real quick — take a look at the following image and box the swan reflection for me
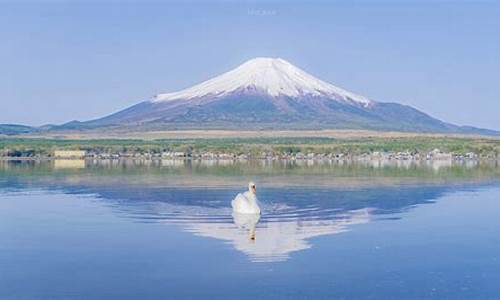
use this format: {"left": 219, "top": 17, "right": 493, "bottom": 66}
{"left": 232, "top": 212, "right": 260, "bottom": 241}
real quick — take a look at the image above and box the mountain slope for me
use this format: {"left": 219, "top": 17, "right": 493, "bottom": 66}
{"left": 68, "top": 57, "right": 496, "bottom": 134}
{"left": 0, "top": 124, "right": 38, "bottom": 135}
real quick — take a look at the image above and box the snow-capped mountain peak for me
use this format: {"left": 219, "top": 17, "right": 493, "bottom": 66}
{"left": 83, "top": 57, "right": 494, "bottom": 134}
{"left": 152, "top": 57, "right": 371, "bottom": 106}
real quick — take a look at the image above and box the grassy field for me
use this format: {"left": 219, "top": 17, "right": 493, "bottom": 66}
{"left": 1, "top": 130, "right": 500, "bottom": 158}
{"left": 14, "top": 129, "right": 500, "bottom": 140}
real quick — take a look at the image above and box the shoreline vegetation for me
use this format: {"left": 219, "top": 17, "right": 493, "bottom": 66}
{"left": 1, "top": 131, "right": 500, "bottom": 161}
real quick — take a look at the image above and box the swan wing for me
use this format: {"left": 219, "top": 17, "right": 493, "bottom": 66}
{"left": 232, "top": 193, "right": 248, "bottom": 211}
{"left": 232, "top": 192, "right": 261, "bottom": 214}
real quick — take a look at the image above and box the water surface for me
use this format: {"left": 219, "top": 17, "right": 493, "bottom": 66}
{"left": 1, "top": 160, "right": 500, "bottom": 299}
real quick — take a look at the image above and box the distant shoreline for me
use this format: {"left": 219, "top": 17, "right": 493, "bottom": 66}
{"left": 0, "top": 156, "right": 495, "bottom": 162}
{"left": 7, "top": 129, "right": 500, "bottom": 140}
{"left": 1, "top": 131, "right": 499, "bottom": 162}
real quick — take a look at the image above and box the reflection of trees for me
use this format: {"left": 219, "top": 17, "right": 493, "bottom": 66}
{"left": 1, "top": 159, "right": 499, "bottom": 180}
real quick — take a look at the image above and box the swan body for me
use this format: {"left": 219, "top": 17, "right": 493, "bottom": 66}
{"left": 232, "top": 182, "right": 261, "bottom": 214}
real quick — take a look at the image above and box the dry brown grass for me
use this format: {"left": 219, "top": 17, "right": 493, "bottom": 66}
{"left": 17, "top": 129, "right": 500, "bottom": 140}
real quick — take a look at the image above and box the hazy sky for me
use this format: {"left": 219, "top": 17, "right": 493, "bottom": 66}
{"left": 1, "top": 1, "right": 499, "bottom": 129}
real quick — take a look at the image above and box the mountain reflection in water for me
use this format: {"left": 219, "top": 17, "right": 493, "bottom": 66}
{"left": 1, "top": 159, "right": 499, "bottom": 262}
{"left": 123, "top": 199, "right": 372, "bottom": 262}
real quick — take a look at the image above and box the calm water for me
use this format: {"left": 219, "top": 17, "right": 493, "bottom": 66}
{"left": 1, "top": 159, "right": 500, "bottom": 299}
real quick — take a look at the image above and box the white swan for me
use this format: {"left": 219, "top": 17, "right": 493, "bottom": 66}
{"left": 232, "top": 182, "right": 261, "bottom": 214}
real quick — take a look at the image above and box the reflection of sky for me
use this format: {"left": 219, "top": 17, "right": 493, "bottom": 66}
{"left": 3, "top": 185, "right": 500, "bottom": 299}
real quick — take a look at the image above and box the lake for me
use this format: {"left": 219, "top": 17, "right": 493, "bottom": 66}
{"left": 1, "top": 159, "right": 500, "bottom": 299}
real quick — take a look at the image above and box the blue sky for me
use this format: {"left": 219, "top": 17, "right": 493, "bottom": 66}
{"left": 1, "top": 1, "right": 499, "bottom": 130}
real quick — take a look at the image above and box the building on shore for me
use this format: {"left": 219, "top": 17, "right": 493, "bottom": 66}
{"left": 53, "top": 150, "right": 86, "bottom": 159}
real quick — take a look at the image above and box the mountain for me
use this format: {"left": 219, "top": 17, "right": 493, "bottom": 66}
{"left": 54, "top": 58, "right": 497, "bottom": 134}
{"left": 0, "top": 124, "right": 38, "bottom": 135}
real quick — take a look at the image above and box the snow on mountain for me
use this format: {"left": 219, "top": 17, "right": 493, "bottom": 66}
{"left": 152, "top": 57, "right": 371, "bottom": 106}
